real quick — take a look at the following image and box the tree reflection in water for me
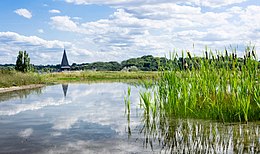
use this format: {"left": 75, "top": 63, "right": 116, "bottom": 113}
{"left": 133, "top": 109, "right": 259, "bottom": 153}
{"left": 0, "top": 87, "right": 43, "bottom": 102}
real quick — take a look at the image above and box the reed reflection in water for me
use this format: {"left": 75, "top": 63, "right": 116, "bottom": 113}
{"left": 137, "top": 112, "right": 259, "bottom": 153}
{"left": 0, "top": 83, "right": 259, "bottom": 153}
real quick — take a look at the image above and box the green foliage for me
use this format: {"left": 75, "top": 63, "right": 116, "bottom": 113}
{"left": 122, "top": 66, "right": 139, "bottom": 72}
{"left": 121, "top": 55, "right": 167, "bottom": 71}
{"left": 4, "top": 53, "right": 259, "bottom": 72}
{"left": 62, "top": 55, "right": 168, "bottom": 72}
{"left": 139, "top": 46, "right": 259, "bottom": 122}
{"left": 15, "top": 51, "right": 23, "bottom": 72}
{"left": 15, "top": 51, "right": 31, "bottom": 72}
{"left": 0, "top": 69, "right": 44, "bottom": 88}
{"left": 33, "top": 64, "right": 60, "bottom": 73}
{"left": 70, "top": 61, "right": 122, "bottom": 71}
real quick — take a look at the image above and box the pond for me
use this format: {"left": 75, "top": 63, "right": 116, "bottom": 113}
{"left": 0, "top": 83, "right": 259, "bottom": 153}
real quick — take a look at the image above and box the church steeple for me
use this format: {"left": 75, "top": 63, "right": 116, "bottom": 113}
{"left": 60, "top": 49, "right": 70, "bottom": 71}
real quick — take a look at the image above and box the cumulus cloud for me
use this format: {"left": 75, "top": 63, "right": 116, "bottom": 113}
{"left": 0, "top": 31, "right": 93, "bottom": 64}
{"left": 50, "top": 16, "right": 81, "bottom": 32}
{"left": 14, "top": 8, "right": 32, "bottom": 19}
{"left": 52, "top": 1, "right": 259, "bottom": 59}
{"left": 0, "top": 31, "right": 70, "bottom": 49}
{"left": 49, "top": 9, "right": 61, "bottom": 14}
{"left": 3, "top": 1, "right": 259, "bottom": 64}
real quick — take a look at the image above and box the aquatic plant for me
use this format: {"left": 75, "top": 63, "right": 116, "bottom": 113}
{"left": 140, "top": 45, "right": 259, "bottom": 122}
{"left": 124, "top": 87, "right": 131, "bottom": 114}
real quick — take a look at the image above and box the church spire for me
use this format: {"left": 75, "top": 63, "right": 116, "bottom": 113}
{"left": 60, "top": 49, "right": 70, "bottom": 71}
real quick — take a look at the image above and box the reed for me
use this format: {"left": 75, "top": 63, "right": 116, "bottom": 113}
{"left": 124, "top": 87, "right": 131, "bottom": 114}
{"left": 140, "top": 46, "right": 259, "bottom": 122}
{"left": 0, "top": 70, "right": 44, "bottom": 88}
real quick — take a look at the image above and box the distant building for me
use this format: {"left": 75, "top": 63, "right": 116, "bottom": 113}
{"left": 60, "top": 49, "right": 70, "bottom": 71}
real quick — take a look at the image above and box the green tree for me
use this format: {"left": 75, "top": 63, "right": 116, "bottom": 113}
{"left": 15, "top": 51, "right": 31, "bottom": 72}
{"left": 15, "top": 51, "right": 23, "bottom": 71}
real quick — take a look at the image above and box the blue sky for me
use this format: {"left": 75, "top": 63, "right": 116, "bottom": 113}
{"left": 0, "top": 0, "right": 259, "bottom": 64}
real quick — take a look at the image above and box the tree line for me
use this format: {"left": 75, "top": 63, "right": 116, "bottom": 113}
{"left": 0, "top": 50, "right": 259, "bottom": 73}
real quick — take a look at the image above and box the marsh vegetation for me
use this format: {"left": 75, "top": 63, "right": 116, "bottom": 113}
{"left": 0, "top": 69, "right": 44, "bottom": 88}
{"left": 138, "top": 46, "right": 259, "bottom": 123}
{"left": 43, "top": 71, "right": 158, "bottom": 83}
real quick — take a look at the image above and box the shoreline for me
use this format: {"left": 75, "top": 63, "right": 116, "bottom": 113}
{"left": 0, "top": 84, "right": 45, "bottom": 93}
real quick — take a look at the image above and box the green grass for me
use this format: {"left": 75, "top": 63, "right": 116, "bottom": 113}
{"left": 43, "top": 71, "right": 159, "bottom": 83}
{"left": 0, "top": 70, "right": 44, "bottom": 88}
{"left": 139, "top": 47, "right": 259, "bottom": 123}
{"left": 0, "top": 70, "right": 159, "bottom": 88}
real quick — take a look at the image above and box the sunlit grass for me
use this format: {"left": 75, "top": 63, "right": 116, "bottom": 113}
{"left": 0, "top": 69, "right": 159, "bottom": 88}
{"left": 140, "top": 46, "right": 259, "bottom": 122}
{"left": 43, "top": 71, "right": 159, "bottom": 83}
{"left": 0, "top": 70, "right": 44, "bottom": 88}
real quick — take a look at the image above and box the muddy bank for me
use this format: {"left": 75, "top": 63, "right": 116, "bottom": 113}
{"left": 0, "top": 84, "right": 45, "bottom": 93}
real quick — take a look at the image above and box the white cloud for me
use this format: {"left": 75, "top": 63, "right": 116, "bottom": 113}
{"left": 73, "top": 17, "right": 82, "bottom": 20}
{"left": 198, "top": 0, "right": 247, "bottom": 8}
{"left": 51, "top": 1, "right": 259, "bottom": 59}
{"left": 50, "top": 16, "right": 81, "bottom": 32}
{"left": 38, "top": 29, "right": 44, "bottom": 33}
{"left": 14, "top": 8, "right": 32, "bottom": 19}
{"left": 0, "top": 31, "right": 93, "bottom": 64}
{"left": 49, "top": 9, "right": 61, "bottom": 14}
{"left": 65, "top": 0, "right": 132, "bottom": 5}
{"left": 2, "top": 1, "right": 259, "bottom": 64}
{"left": 0, "top": 32, "right": 70, "bottom": 49}
{"left": 65, "top": 0, "right": 247, "bottom": 8}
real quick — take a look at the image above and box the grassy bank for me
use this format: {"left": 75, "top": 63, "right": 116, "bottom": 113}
{"left": 42, "top": 71, "right": 159, "bottom": 83}
{"left": 0, "top": 70, "right": 44, "bottom": 88}
{"left": 139, "top": 48, "right": 259, "bottom": 122}
{"left": 0, "top": 70, "right": 159, "bottom": 88}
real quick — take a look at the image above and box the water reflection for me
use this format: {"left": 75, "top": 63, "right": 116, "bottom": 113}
{"left": 0, "top": 85, "right": 71, "bottom": 116}
{"left": 136, "top": 109, "right": 260, "bottom": 153}
{"left": 0, "top": 87, "right": 43, "bottom": 102}
{"left": 0, "top": 83, "right": 146, "bottom": 153}
{"left": 0, "top": 83, "right": 258, "bottom": 153}
{"left": 62, "top": 84, "right": 68, "bottom": 97}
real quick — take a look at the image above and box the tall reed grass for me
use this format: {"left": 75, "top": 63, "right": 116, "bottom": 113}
{"left": 0, "top": 70, "right": 44, "bottom": 88}
{"left": 140, "top": 46, "right": 259, "bottom": 122}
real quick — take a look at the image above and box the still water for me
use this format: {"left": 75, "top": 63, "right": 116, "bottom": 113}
{"left": 0, "top": 83, "right": 259, "bottom": 153}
